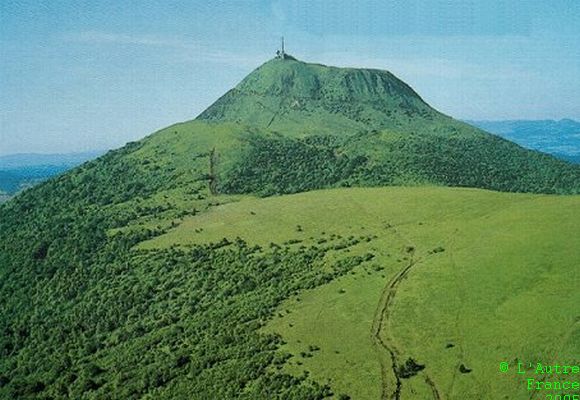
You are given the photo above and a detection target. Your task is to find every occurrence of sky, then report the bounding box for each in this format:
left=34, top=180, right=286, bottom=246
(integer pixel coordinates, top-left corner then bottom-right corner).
left=1, top=0, right=579, bottom=155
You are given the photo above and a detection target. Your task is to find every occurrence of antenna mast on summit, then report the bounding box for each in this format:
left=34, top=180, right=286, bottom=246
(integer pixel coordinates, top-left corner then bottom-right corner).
left=277, top=36, right=286, bottom=59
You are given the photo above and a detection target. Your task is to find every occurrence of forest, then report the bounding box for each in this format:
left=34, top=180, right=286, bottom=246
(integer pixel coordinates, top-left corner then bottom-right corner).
left=221, top=131, right=580, bottom=196
left=0, top=143, right=375, bottom=399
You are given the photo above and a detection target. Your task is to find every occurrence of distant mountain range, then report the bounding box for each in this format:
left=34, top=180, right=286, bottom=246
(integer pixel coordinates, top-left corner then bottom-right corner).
left=0, top=151, right=107, bottom=169
left=0, top=150, right=105, bottom=199
left=466, top=119, right=580, bottom=163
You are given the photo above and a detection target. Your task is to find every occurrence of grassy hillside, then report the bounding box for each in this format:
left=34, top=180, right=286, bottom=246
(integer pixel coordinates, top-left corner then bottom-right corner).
left=198, top=58, right=493, bottom=139
left=3, top=172, right=578, bottom=399
left=143, top=187, right=580, bottom=400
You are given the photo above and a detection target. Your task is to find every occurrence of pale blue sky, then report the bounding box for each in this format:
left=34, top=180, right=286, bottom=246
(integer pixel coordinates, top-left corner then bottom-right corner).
left=1, top=0, right=579, bottom=155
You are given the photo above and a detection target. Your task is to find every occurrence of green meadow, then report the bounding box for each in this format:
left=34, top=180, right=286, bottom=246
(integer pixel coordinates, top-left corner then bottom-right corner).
left=141, top=186, right=580, bottom=399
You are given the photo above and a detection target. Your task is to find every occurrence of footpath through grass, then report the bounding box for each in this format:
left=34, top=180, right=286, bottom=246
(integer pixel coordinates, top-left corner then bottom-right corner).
left=143, top=186, right=580, bottom=399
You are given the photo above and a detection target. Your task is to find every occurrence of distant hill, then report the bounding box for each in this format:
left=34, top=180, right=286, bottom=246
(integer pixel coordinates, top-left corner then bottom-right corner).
left=0, top=150, right=105, bottom=198
left=466, top=119, right=580, bottom=163
left=0, top=166, right=71, bottom=194
left=0, top=151, right=106, bottom=169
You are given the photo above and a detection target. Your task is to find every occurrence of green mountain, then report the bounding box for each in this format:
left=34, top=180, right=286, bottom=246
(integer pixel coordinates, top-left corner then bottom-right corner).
left=198, top=57, right=436, bottom=136
left=197, top=57, right=580, bottom=195
left=0, top=57, right=579, bottom=399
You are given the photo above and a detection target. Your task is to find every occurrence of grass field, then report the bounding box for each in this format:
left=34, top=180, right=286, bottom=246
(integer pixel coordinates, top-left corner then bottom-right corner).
left=141, top=186, right=580, bottom=399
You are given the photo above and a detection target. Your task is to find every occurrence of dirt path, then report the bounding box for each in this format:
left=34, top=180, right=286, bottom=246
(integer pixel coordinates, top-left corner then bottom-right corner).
left=208, top=148, right=219, bottom=195
left=371, top=260, right=414, bottom=399
left=371, top=226, right=442, bottom=400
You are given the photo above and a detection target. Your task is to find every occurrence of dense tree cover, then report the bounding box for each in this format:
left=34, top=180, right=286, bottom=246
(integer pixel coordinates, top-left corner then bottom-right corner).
left=1, top=236, right=368, bottom=399
left=221, top=135, right=367, bottom=196
left=0, top=139, right=376, bottom=399
left=220, top=132, right=580, bottom=196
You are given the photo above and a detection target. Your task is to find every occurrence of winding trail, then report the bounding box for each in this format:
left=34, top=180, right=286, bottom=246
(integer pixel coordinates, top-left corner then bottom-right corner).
left=371, top=227, right=442, bottom=400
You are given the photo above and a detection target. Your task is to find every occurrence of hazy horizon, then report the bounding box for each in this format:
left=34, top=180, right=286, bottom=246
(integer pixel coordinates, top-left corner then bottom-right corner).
left=2, top=0, right=579, bottom=155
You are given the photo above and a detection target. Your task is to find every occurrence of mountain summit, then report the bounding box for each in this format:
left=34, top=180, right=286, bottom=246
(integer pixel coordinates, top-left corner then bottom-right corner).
left=194, top=57, right=580, bottom=195
left=198, top=57, right=447, bottom=136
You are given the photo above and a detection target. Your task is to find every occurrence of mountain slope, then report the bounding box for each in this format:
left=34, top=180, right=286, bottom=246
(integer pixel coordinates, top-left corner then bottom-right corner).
left=141, top=187, right=580, bottom=400
left=1, top=57, right=580, bottom=399
left=198, top=58, right=481, bottom=138
left=196, top=57, right=580, bottom=195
